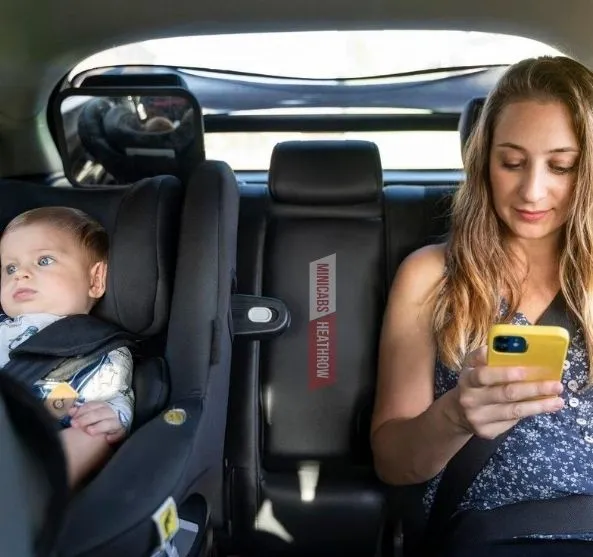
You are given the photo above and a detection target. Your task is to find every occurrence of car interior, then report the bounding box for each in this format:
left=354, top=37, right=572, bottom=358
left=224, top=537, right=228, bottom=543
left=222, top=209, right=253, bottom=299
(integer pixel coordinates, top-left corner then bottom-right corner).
left=2, top=1, right=593, bottom=556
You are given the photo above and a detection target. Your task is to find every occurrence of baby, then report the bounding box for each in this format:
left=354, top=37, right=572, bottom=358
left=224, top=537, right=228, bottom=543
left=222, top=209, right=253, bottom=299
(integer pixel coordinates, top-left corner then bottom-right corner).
left=0, top=206, right=134, bottom=487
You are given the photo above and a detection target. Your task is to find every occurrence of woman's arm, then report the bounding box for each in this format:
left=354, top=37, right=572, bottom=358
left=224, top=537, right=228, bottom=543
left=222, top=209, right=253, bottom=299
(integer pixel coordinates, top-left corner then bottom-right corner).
left=370, top=244, right=473, bottom=485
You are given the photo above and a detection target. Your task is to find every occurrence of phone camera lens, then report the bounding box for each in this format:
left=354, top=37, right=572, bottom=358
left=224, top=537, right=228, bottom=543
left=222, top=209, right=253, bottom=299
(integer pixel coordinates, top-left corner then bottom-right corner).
left=493, top=335, right=528, bottom=353
left=508, top=336, right=527, bottom=353
left=494, top=336, right=509, bottom=352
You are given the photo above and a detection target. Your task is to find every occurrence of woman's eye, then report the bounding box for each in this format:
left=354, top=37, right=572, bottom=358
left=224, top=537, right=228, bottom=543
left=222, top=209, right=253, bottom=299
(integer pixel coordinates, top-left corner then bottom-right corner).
left=38, top=256, right=55, bottom=267
left=550, top=165, right=575, bottom=175
left=502, top=161, right=522, bottom=170
left=5, top=264, right=16, bottom=275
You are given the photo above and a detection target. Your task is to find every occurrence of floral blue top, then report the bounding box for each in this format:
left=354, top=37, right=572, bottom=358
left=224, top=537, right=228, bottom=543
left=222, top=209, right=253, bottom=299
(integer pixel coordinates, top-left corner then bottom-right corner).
left=423, top=301, right=593, bottom=539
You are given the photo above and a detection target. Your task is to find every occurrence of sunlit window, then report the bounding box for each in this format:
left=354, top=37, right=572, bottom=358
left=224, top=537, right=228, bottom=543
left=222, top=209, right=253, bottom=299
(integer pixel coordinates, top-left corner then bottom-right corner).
left=70, top=30, right=564, bottom=171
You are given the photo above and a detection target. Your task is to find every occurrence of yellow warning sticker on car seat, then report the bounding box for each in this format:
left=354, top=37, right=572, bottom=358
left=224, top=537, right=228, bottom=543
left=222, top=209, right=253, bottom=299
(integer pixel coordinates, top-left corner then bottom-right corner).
left=152, top=496, right=180, bottom=546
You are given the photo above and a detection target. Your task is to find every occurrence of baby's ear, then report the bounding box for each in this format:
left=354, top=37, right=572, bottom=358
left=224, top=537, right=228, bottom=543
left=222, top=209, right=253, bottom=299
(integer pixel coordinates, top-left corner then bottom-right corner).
left=88, top=260, right=107, bottom=299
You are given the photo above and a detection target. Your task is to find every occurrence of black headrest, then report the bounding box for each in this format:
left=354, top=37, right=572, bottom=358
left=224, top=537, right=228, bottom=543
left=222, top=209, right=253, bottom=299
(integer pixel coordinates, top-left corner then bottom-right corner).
left=269, top=140, right=382, bottom=205
left=0, top=177, right=183, bottom=336
left=458, top=97, right=485, bottom=153
left=77, top=98, right=202, bottom=183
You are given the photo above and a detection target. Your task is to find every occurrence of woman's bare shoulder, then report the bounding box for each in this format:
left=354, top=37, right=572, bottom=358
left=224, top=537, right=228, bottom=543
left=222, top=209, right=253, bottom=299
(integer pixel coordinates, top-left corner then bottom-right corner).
left=393, top=243, right=446, bottom=301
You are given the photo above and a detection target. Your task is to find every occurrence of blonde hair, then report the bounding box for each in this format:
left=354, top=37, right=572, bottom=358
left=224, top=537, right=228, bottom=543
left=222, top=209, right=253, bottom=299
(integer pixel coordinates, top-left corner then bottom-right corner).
left=2, top=206, right=108, bottom=265
left=433, top=56, right=593, bottom=374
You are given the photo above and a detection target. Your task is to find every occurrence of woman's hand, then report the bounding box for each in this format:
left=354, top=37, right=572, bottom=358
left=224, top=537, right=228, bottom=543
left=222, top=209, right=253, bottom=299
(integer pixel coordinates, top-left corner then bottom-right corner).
left=448, top=346, right=564, bottom=439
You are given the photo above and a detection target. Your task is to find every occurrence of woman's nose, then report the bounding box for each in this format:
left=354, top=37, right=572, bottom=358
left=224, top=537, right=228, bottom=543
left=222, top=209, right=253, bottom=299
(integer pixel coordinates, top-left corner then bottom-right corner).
left=518, top=162, right=548, bottom=204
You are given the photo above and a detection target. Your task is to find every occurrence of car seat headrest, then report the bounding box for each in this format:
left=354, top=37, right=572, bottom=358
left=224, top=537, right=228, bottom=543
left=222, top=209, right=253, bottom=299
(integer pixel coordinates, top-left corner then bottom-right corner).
left=458, top=97, right=485, bottom=154
left=77, top=98, right=202, bottom=183
left=0, top=178, right=183, bottom=337
left=269, top=140, right=382, bottom=205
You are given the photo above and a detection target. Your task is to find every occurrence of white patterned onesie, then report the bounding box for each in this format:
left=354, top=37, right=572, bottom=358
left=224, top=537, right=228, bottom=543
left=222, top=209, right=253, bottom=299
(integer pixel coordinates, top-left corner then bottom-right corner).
left=0, top=313, right=134, bottom=431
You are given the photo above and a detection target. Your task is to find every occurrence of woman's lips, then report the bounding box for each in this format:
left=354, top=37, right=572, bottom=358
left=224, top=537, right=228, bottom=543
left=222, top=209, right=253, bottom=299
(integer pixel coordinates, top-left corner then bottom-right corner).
left=515, top=209, right=551, bottom=222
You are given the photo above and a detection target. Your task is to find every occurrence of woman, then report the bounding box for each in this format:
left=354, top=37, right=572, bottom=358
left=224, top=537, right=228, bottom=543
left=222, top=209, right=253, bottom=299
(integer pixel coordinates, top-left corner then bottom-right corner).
left=371, top=55, right=593, bottom=555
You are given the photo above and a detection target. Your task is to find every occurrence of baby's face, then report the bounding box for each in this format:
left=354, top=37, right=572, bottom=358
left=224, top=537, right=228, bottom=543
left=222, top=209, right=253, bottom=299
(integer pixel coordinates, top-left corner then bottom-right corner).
left=0, top=223, right=106, bottom=318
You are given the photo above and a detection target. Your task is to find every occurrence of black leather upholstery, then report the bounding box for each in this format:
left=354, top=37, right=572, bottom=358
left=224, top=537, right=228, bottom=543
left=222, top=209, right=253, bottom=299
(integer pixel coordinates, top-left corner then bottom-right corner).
left=269, top=140, right=382, bottom=205
left=384, top=185, right=454, bottom=286
left=226, top=141, right=388, bottom=557
left=226, top=134, right=457, bottom=555
left=458, top=97, right=485, bottom=154
left=262, top=215, right=384, bottom=464
left=383, top=185, right=455, bottom=556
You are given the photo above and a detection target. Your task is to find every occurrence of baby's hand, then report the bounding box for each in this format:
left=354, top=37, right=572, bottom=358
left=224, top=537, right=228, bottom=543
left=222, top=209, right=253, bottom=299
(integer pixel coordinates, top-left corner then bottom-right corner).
left=69, top=401, right=127, bottom=444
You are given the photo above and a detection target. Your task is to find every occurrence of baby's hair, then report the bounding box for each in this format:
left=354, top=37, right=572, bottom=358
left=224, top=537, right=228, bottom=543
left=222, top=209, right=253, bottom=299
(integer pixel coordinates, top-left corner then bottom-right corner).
left=145, top=116, right=175, bottom=132
left=3, top=207, right=108, bottom=264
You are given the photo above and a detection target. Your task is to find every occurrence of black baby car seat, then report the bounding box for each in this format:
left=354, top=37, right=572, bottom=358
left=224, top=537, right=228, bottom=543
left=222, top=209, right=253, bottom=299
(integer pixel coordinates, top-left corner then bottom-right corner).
left=0, top=164, right=239, bottom=557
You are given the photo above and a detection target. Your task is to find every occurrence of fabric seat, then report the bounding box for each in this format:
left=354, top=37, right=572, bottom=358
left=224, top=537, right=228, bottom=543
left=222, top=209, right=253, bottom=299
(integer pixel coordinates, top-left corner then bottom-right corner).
left=0, top=162, right=239, bottom=557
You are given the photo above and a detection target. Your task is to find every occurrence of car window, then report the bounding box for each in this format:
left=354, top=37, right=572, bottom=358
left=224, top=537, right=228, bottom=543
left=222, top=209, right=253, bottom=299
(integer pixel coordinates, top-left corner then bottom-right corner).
left=205, top=130, right=463, bottom=170
left=71, top=30, right=563, bottom=79
left=69, top=30, right=563, bottom=172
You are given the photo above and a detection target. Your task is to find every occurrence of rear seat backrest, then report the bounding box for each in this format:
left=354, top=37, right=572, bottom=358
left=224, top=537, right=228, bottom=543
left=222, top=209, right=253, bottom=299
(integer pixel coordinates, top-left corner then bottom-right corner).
left=458, top=97, right=485, bottom=157
left=265, top=141, right=385, bottom=461
left=226, top=140, right=388, bottom=556
left=382, top=94, right=484, bottom=553
left=381, top=184, right=455, bottom=556
left=384, top=185, right=454, bottom=285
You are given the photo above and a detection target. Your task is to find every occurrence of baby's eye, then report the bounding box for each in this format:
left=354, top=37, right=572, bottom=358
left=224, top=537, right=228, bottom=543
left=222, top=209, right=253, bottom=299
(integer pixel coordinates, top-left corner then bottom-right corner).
left=4, top=264, right=16, bottom=275
left=37, top=256, right=55, bottom=267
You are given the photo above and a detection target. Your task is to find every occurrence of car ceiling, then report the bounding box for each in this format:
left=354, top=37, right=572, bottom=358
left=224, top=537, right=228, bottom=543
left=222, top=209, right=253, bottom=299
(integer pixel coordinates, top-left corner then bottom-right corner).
left=1, top=0, right=592, bottom=177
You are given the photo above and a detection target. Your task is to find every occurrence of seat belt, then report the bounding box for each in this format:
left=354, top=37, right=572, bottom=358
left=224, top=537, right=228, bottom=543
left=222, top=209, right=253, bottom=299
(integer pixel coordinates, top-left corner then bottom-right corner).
left=1, top=314, right=137, bottom=387
left=424, top=291, right=577, bottom=553
left=447, top=494, right=593, bottom=546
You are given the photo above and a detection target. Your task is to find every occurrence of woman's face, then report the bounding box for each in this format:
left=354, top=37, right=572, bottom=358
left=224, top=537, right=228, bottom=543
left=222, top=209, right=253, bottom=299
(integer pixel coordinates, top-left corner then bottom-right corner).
left=489, top=100, right=579, bottom=244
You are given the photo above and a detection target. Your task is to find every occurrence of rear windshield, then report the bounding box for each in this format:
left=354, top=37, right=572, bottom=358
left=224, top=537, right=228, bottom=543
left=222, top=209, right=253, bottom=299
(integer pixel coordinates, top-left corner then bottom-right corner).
left=70, top=30, right=564, bottom=171
left=72, top=30, right=563, bottom=79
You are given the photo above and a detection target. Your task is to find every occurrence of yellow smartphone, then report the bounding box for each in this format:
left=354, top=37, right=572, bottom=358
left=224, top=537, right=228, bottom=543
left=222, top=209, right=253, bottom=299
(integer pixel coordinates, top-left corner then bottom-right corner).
left=487, top=324, right=569, bottom=382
